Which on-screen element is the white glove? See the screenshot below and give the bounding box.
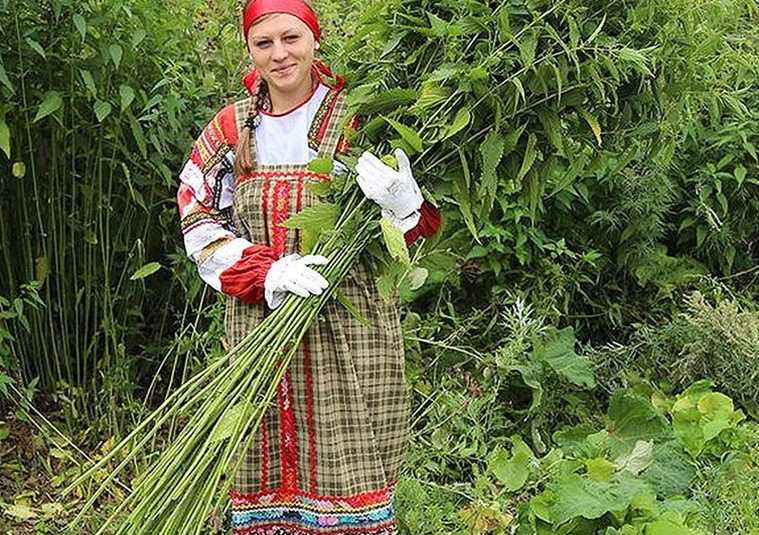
[264,254,329,309]
[356,148,423,231]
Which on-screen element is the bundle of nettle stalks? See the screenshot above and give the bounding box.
[66,0,630,529]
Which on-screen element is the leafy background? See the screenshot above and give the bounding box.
[0,0,757,533]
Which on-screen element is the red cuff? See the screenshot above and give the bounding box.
[404,201,442,245]
[219,245,278,304]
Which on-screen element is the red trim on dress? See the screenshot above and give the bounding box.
[229,482,396,507]
[238,169,331,187]
[233,523,396,535]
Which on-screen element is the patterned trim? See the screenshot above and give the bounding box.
[308,88,341,152]
[230,485,397,534]
[238,169,331,188]
[278,370,299,491]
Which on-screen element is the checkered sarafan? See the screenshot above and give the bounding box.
[224,85,407,534]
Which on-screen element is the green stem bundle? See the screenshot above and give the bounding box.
[67,196,379,534]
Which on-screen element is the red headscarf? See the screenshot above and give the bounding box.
[241,0,344,94]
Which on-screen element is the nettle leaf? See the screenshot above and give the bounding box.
[109,44,123,69]
[73,14,87,41]
[517,29,538,68]
[119,85,135,112]
[380,217,410,265]
[26,38,46,59]
[580,108,602,146]
[537,109,564,154]
[94,100,112,122]
[0,116,10,158]
[33,91,63,122]
[516,132,538,182]
[479,130,505,200]
[283,203,338,254]
[210,402,248,443]
[443,107,471,140]
[532,327,595,389]
[307,157,333,174]
[382,116,422,153]
[130,262,162,281]
[0,62,15,93]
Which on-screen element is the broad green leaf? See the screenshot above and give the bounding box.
[489,437,533,491]
[532,327,595,389]
[33,91,62,122]
[109,44,123,69]
[119,85,135,112]
[80,70,96,97]
[0,117,9,158]
[26,38,46,59]
[73,14,86,41]
[479,130,505,200]
[380,217,411,265]
[580,109,602,146]
[642,441,696,496]
[516,133,538,182]
[131,29,147,47]
[94,100,111,122]
[607,391,669,452]
[305,181,331,197]
[406,267,428,291]
[355,88,417,115]
[545,471,651,525]
[307,157,333,174]
[0,62,13,93]
[443,107,471,140]
[585,458,616,482]
[614,440,654,475]
[283,203,338,233]
[382,116,422,153]
[734,164,747,186]
[130,262,161,281]
[210,403,247,442]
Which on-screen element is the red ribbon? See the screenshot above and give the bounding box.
[243,0,321,42]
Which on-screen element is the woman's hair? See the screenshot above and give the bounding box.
[233,78,268,178]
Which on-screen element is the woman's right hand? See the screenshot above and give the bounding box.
[263,254,329,309]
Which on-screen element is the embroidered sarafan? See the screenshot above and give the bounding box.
[178,71,440,534]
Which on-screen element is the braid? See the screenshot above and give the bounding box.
[234,79,268,178]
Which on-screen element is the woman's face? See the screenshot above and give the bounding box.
[247,14,316,95]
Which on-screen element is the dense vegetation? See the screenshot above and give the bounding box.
[0,0,757,533]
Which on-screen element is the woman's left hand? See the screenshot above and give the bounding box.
[356,148,423,232]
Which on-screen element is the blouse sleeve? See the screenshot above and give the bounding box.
[335,115,442,245]
[177,105,277,305]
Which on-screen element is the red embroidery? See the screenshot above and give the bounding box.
[260,176,271,245]
[229,482,396,508]
[278,370,298,491]
[238,169,330,187]
[233,524,397,535]
[271,181,291,257]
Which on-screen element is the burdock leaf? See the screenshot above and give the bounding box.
[380,217,411,265]
[382,116,423,153]
[533,326,595,389]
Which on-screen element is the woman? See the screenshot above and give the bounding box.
[177,0,440,533]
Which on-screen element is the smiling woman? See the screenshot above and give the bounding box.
[175,0,440,533]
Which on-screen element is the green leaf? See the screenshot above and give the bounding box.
[614,440,654,475]
[0,62,14,93]
[382,116,422,153]
[443,107,471,140]
[305,181,332,197]
[209,403,248,443]
[532,327,595,389]
[131,29,147,47]
[26,38,46,59]
[642,441,696,496]
[734,164,747,187]
[307,157,333,174]
[119,85,135,112]
[537,109,564,154]
[283,203,338,233]
[80,70,96,97]
[585,458,616,482]
[73,14,86,41]
[380,217,411,265]
[33,91,63,122]
[109,44,123,69]
[516,133,538,182]
[545,472,652,525]
[579,109,602,146]
[607,391,669,452]
[94,100,112,122]
[518,30,538,68]
[0,117,9,158]
[130,262,162,281]
[489,437,533,491]
[479,131,505,200]
[406,267,428,291]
